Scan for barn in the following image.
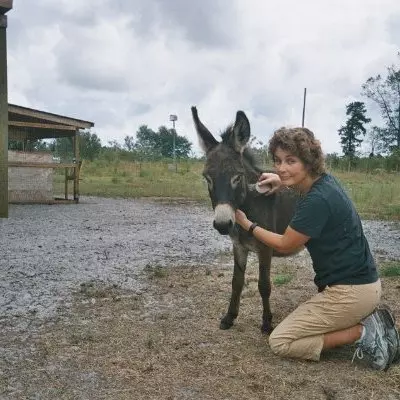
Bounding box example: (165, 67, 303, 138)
(8, 104, 94, 203)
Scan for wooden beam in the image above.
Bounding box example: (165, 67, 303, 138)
(9, 104, 94, 129)
(73, 130, 80, 202)
(9, 121, 77, 130)
(0, 12, 8, 217)
(8, 162, 76, 168)
(65, 167, 68, 200)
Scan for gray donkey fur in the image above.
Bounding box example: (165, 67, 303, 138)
(191, 106, 298, 333)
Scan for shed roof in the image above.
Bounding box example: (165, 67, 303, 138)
(9, 103, 95, 140)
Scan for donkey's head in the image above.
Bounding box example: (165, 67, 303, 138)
(191, 106, 259, 235)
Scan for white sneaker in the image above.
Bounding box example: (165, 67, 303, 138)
(353, 305, 398, 371)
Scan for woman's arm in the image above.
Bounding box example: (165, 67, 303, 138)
(235, 209, 310, 254)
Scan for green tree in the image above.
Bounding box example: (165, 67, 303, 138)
(8, 139, 49, 151)
(53, 137, 72, 158)
(247, 137, 270, 166)
(366, 126, 389, 156)
(79, 131, 102, 160)
(8, 140, 23, 151)
(325, 153, 340, 169)
(134, 125, 192, 159)
(361, 53, 400, 151)
(107, 140, 122, 151)
(338, 101, 371, 158)
(134, 125, 160, 158)
(124, 135, 135, 151)
(157, 126, 192, 158)
(53, 131, 102, 161)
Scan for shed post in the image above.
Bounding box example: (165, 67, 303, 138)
(0, 1, 12, 218)
(73, 130, 80, 202)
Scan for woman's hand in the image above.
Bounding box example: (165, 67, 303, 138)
(258, 172, 282, 195)
(235, 209, 252, 230)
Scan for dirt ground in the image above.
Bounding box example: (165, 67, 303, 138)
(1, 197, 399, 400)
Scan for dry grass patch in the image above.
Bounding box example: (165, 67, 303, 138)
(2, 256, 400, 399)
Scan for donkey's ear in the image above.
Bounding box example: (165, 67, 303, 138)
(232, 111, 251, 153)
(191, 106, 218, 153)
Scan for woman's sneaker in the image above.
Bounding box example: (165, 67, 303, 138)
(376, 304, 400, 365)
(353, 305, 399, 371)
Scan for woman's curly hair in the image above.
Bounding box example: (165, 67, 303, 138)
(268, 127, 325, 177)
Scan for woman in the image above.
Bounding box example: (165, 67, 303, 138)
(235, 127, 399, 371)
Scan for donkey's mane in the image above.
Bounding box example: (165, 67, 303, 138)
(220, 125, 233, 142)
(220, 125, 264, 174)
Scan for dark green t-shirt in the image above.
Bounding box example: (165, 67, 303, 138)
(289, 173, 378, 288)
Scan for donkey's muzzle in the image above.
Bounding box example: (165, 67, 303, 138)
(213, 219, 233, 235)
(213, 204, 235, 235)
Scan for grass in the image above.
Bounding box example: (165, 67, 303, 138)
(273, 274, 293, 286)
(379, 261, 400, 277)
(54, 160, 400, 220)
(54, 160, 208, 201)
(144, 264, 169, 279)
(333, 170, 400, 220)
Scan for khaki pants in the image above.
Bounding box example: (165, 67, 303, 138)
(269, 280, 381, 361)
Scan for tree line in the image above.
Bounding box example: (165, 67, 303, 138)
(8, 125, 193, 162)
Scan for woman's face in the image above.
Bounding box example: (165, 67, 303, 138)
(273, 147, 310, 189)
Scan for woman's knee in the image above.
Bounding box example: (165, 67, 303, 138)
(268, 329, 290, 357)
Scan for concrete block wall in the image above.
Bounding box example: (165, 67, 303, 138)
(8, 151, 54, 203)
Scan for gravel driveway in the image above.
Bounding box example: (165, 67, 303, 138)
(0, 197, 399, 333)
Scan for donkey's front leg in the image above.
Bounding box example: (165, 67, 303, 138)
(220, 244, 248, 330)
(258, 246, 274, 334)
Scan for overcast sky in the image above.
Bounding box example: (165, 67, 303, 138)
(7, 0, 400, 155)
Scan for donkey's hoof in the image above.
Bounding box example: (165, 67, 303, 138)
(220, 316, 234, 330)
(261, 322, 273, 335)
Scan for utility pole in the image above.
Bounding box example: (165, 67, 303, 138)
(302, 87, 307, 128)
(169, 114, 177, 172)
(0, 1, 12, 218)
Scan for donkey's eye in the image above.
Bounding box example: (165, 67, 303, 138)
(231, 174, 243, 188)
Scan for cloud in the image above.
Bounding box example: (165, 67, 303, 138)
(7, 0, 400, 156)
(112, 0, 236, 48)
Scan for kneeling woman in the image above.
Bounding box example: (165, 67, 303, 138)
(235, 127, 399, 371)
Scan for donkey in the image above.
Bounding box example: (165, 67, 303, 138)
(191, 106, 299, 334)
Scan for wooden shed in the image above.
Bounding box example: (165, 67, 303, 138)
(8, 104, 94, 203)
